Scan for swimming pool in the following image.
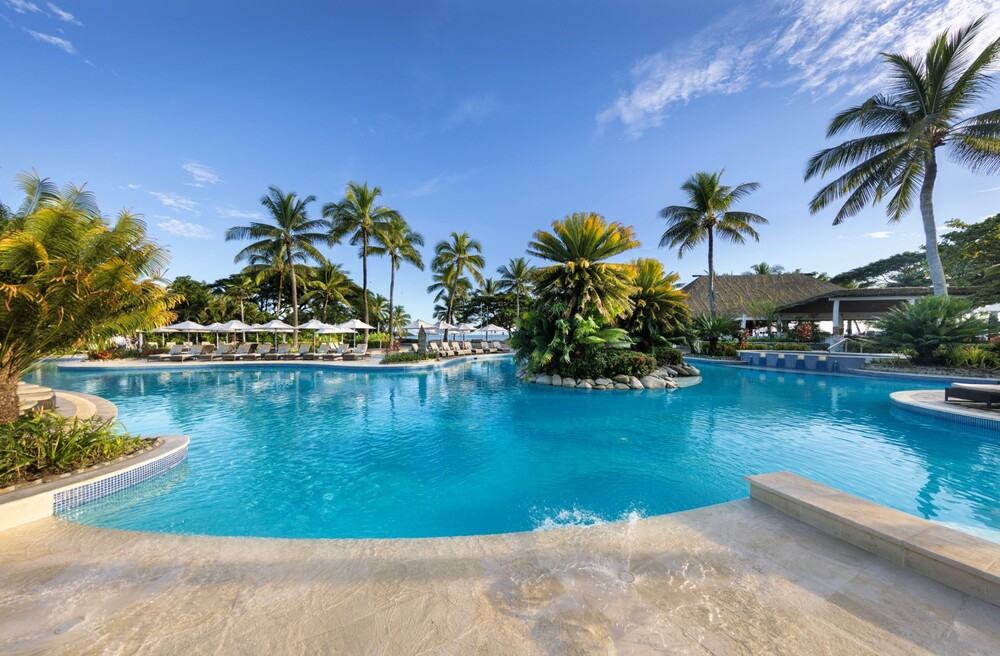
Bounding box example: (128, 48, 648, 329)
(32, 359, 999, 540)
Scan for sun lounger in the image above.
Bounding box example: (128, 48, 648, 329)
(303, 343, 332, 360)
(171, 344, 205, 362)
(945, 382, 1000, 409)
(280, 344, 310, 360)
(195, 344, 221, 360)
(245, 343, 272, 360)
(147, 344, 184, 361)
(222, 342, 255, 360)
(265, 344, 291, 360)
(320, 345, 346, 361)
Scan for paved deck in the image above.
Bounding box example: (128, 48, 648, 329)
(891, 389, 1000, 429)
(1, 499, 996, 655)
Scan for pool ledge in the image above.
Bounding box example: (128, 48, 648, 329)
(747, 472, 1000, 606)
(0, 434, 188, 532)
(890, 389, 1000, 431)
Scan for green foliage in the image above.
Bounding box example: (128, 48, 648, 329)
(940, 345, 1000, 369)
(380, 351, 434, 364)
(510, 306, 631, 374)
(546, 348, 657, 380)
(0, 413, 145, 486)
(366, 331, 391, 346)
(870, 297, 988, 365)
(692, 315, 739, 352)
(653, 346, 684, 366)
(87, 346, 163, 360)
(831, 251, 930, 288)
(621, 258, 690, 352)
(429, 231, 486, 325)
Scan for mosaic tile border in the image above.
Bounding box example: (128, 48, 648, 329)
(891, 396, 1000, 432)
(54, 445, 188, 514)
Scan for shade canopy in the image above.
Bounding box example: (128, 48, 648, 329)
(454, 323, 477, 332)
(339, 319, 375, 330)
(203, 322, 228, 331)
(402, 319, 435, 331)
(479, 324, 508, 334)
(432, 320, 457, 331)
(217, 319, 255, 332)
(163, 320, 207, 332)
(317, 325, 356, 335)
(298, 319, 331, 330)
(254, 320, 294, 332)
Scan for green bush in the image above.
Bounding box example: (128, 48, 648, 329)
(380, 351, 434, 364)
(870, 297, 987, 365)
(941, 345, 1000, 369)
(0, 413, 145, 487)
(706, 342, 739, 357)
(653, 345, 684, 365)
(545, 348, 656, 379)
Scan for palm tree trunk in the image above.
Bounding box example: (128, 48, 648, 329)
(0, 367, 21, 425)
(388, 261, 396, 347)
(239, 298, 245, 323)
(921, 151, 948, 296)
(707, 227, 717, 318)
(289, 259, 299, 347)
(362, 238, 370, 342)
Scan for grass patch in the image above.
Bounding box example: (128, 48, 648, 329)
(0, 413, 146, 487)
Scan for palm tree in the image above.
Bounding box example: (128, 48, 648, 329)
(496, 256, 533, 319)
(226, 186, 329, 345)
(389, 305, 410, 335)
(324, 181, 400, 339)
(622, 258, 691, 352)
(430, 231, 486, 328)
(477, 278, 501, 325)
(0, 172, 176, 423)
(529, 212, 640, 320)
(805, 18, 1000, 296)
(658, 171, 768, 317)
(302, 264, 353, 323)
(748, 262, 784, 275)
(370, 215, 424, 340)
(226, 274, 258, 323)
(369, 293, 389, 331)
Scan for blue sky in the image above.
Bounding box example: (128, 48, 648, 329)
(2, 1, 999, 321)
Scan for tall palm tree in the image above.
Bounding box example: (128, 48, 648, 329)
(477, 278, 501, 325)
(370, 215, 424, 340)
(658, 171, 768, 317)
(0, 172, 176, 423)
(302, 264, 353, 323)
(430, 231, 485, 327)
(389, 305, 410, 334)
(226, 274, 258, 323)
(226, 186, 328, 345)
(621, 258, 690, 352)
(324, 181, 400, 339)
(369, 293, 389, 331)
(805, 18, 1000, 296)
(528, 212, 640, 320)
(496, 256, 533, 319)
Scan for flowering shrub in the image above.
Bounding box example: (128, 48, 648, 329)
(545, 348, 656, 379)
(87, 346, 164, 360)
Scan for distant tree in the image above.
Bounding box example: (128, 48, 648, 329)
(169, 276, 214, 322)
(747, 262, 785, 275)
(831, 251, 930, 288)
(370, 214, 423, 340)
(325, 182, 400, 339)
(659, 171, 768, 317)
(430, 232, 485, 330)
(806, 18, 1000, 296)
(302, 264, 353, 324)
(496, 256, 534, 319)
(940, 214, 1000, 287)
(226, 186, 328, 344)
(389, 305, 410, 335)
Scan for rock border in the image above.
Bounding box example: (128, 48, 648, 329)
(515, 363, 701, 391)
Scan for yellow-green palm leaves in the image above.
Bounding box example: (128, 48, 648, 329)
(805, 17, 1000, 296)
(0, 172, 177, 423)
(622, 258, 690, 351)
(528, 212, 640, 320)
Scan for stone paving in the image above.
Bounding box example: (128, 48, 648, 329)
(1, 499, 997, 655)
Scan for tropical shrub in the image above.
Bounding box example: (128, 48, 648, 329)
(545, 348, 656, 380)
(941, 346, 1000, 369)
(692, 315, 739, 354)
(870, 297, 987, 365)
(653, 345, 684, 366)
(621, 258, 690, 352)
(87, 346, 163, 360)
(510, 307, 631, 374)
(380, 351, 433, 364)
(0, 413, 145, 486)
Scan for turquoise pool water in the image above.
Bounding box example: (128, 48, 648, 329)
(32, 359, 999, 540)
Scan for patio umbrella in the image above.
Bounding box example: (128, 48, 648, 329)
(299, 319, 333, 346)
(253, 319, 294, 346)
(431, 320, 457, 341)
(164, 320, 207, 344)
(479, 323, 508, 342)
(203, 322, 228, 349)
(338, 319, 373, 347)
(455, 323, 476, 333)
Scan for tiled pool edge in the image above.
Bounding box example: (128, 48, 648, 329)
(747, 472, 1000, 606)
(0, 435, 188, 532)
(890, 390, 1000, 431)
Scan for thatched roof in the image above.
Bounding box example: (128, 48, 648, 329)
(680, 274, 844, 318)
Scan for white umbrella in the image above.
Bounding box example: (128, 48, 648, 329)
(402, 319, 435, 331)
(318, 325, 355, 334)
(254, 320, 294, 331)
(455, 323, 476, 332)
(479, 323, 508, 341)
(339, 319, 375, 331)
(299, 319, 330, 330)
(218, 319, 255, 332)
(166, 320, 207, 331)
(432, 320, 457, 331)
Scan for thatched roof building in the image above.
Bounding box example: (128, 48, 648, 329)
(680, 274, 844, 318)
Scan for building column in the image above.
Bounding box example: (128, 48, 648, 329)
(832, 299, 842, 336)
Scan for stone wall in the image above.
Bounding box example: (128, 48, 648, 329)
(514, 363, 700, 391)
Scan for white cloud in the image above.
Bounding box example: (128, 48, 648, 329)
(46, 2, 81, 25)
(599, 1, 1000, 137)
(157, 218, 212, 239)
(6, 0, 41, 14)
(217, 207, 263, 220)
(125, 183, 141, 190)
(410, 170, 479, 197)
(24, 29, 75, 54)
(181, 161, 222, 187)
(149, 191, 199, 213)
(979, 185, 1000, 193)
(865, 231, 892, 238)
(449, 93, 499, 126)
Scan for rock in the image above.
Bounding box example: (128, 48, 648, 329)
(535, 374, 552, 385)
(577, 381, 592, 390)
(659, 366, 678, 377)
(663, 378, 679, 389)
(612, 374, 630, 384)
(561, 378, 576, 388)
(614, 382, 630, 390)
(584, 379, 595, 387)
(640, 375, 666, 389)
(528, 374, 538, 383)
(687, 365, 700, 376)
(595, 378, 612, 386)
(629, 377, 644, 390)
(551, 374, 562, 386)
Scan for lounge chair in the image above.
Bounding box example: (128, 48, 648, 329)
(222, 342, 255, 360)
(470, 341, 485, 355)
(427, 342, 442, 358)
(147, 344, 184, 361)
(945, 383, 1000, 409)
(321, 345, 345, 361)
(195, 344, 219, 361)
(171, 344, 205, 362)
(245, 343, 272, 360)
(265, 344, 291, 360)
(448, 341, 463, 356)
(303, 343, 332, 360)
(280, 344, 310, 360)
